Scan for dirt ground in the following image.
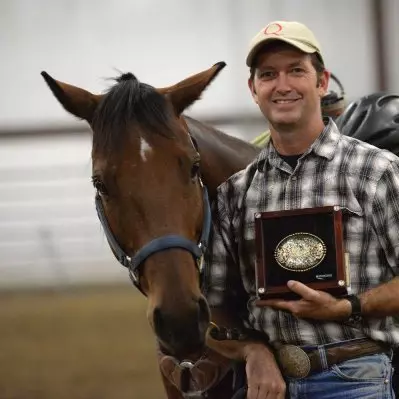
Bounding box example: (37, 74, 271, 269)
(0, 285, 166, 399)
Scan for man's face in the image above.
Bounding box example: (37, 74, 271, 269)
(248, 45, 329, 130)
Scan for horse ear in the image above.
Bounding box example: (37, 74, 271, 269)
(159, 62, 226, 115)
(41, 71, 102, 123)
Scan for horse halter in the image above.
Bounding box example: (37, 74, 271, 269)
(94, 140, 212, 294)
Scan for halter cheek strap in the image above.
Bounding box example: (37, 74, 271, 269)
(95, 182, 211, 294)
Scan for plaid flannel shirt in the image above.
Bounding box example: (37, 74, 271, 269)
(202, 119, 399, 347)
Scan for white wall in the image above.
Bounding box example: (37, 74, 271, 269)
(0, 0, 390, 130)
(0, 133, 129, 288)
(1, 0, 397, 288)
(384, 0, 399, 92)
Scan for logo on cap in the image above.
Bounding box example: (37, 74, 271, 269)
(263, 23, 283, 36)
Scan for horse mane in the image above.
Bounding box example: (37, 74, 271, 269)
(92, 73, 176, 153)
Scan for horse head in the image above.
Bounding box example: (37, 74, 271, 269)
(41, 62, 226, 358)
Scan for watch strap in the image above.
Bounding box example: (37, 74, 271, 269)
(345, 294, 362, 323)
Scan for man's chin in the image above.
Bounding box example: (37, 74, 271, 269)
(268, 109, 300, 123)
(270, 117, 300, 129)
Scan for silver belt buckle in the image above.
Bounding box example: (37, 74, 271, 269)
(277, 345, 311, 378)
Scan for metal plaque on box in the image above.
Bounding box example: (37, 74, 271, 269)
(254, 206, 350, 303)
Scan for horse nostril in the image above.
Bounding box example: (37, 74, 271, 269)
(152, 299, 210, 355)
(153, 307, 168, 339)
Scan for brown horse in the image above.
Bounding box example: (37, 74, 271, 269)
(42, 64, 260, 399)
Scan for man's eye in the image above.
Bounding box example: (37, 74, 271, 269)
(291, 68, 305, 74)
(259, 71, 275, 79)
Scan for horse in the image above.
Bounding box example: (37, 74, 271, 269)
(41, 63, 260, 399)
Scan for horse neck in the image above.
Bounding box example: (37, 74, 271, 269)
(184, 116, 260, 200)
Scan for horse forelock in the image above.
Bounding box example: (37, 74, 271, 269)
(92, 73, 177, 154)
(116, 72, 137, 83)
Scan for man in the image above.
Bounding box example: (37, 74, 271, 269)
(203, 20, 399, 399)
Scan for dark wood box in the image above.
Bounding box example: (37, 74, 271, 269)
(254, 206, 350, 302)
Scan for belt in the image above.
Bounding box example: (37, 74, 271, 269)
(276, 339, 389, 379)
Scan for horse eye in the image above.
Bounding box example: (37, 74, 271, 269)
(191, 162, 200, 180)
(92, 177, 108, 196)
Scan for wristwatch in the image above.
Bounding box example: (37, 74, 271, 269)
(345, 294, 362, 323)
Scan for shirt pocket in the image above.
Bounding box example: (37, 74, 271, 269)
(336, 189, 363, 218)
(340, 206, 363, 218)
(339, 203, 364, 241)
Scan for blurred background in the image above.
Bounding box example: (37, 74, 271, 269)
(0, 0, 398, 398)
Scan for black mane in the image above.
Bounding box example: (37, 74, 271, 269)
(92, 73, 176, 153)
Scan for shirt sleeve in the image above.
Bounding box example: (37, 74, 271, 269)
(201, 184, 244, 308)
(371, 160, 399, 277)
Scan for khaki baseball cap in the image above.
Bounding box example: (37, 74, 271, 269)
(246, 21, 324, 67)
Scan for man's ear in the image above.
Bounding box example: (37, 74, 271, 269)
(248, 77, 258, 104)
(318, 69, 331, 97)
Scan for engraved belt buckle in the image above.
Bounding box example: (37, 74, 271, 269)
(274, 232, 326, 272)
(277, 345, 311, 378)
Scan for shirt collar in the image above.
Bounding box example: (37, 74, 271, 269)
(256, 117, 341, 172)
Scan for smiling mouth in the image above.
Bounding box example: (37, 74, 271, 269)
(273, 99, 301, 104)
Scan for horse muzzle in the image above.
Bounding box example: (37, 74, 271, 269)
(153, 296, 210, 357)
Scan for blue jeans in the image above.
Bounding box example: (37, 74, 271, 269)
(286, 353, 395, 398)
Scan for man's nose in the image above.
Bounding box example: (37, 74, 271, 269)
(275, 73, 292, 93)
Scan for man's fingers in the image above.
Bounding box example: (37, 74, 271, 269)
(277, 391, 286, 399)
(257, 299, 294, 312)
(246, 385, 259, 399)
(250, 382, 286, 399)
(287, 280, 318, 300)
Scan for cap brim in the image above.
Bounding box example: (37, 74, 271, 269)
(246, 37, 322, 67)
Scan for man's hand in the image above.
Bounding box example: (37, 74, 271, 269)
(260, 280, 351, 321)
(244, 343, 286, 399)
